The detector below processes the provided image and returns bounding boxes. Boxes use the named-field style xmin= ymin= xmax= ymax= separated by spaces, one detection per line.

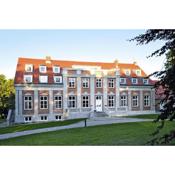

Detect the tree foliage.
xmin=0 ymin=74 xmax=15 ymax=119
xmin=130 ymin=29 xmax=175 ymax=145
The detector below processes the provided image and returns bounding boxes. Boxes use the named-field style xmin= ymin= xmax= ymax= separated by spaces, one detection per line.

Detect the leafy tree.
xmin=0 ymin=74 xmax=15 ymax=119
xmin=130 ymin=29 xmax=175 ymax=145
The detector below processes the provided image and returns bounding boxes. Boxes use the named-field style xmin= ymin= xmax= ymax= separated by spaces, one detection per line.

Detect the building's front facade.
xmin=14 ymin=57 xmax=156 ymax=123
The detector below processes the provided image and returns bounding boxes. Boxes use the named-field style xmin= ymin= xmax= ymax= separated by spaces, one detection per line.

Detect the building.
xmin=14 ymin=57 xmax=156 ymax=123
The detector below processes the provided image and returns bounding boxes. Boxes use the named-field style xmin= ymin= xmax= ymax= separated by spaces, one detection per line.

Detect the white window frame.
xmin=82 ymin=95 xmax=90 ymax=108
xmin=54 ymin=95 xmax=62 ymax=109
xmin=108 ymin=95 xmax=115 ymax=108
xmin=143 ymin=78 xmax=149 ymax=85
xmin=135 ymin=69 xmax=141 ymax=76
xmin=25 ymin=64 xmax=33 ymax=72
xmin=68 ymin=78 xmax=76 ymax=88
xmin=144 ymin=95 xmax=150 ymax=107
xmin=96 ymin=78 xmax=102 ymax=88
xmin=39 ymin=75 xmax=48 ymax=83
xmin=125 ymin=69 xmax=131 ymax=76
xmin=39 ymin=65 xmax=47 ymax=73
xmin=132 ymin=95 xmax=138 ymax=107
xmin=68 ymin=95 xmax=77 ymax=108
xmin=53 ymin=66 xmax=60 ymax=73
xmin=40 ymin=96 xmax=48 ymax=109
xmin=24 ymin=75 xmax=33 ymax=83
xmin=55 ymin=115 xmax=62 ymax=120
xmin=108 ymin=78 xmax=114 ymax=88
xmin=132 ymin=78 xmax=138 ymax=84
xmin=120 ymin=78 xmax=126 ymax=84
xmin=24 ymin=116 xmax=32 ymax=122
xmin=82 ymin=78 xmax=89 ymax=88
xmin=24 ymin=96 xmax=33 ymax=110
xmin=120 ymin=95 xmax=127 ymax=106
xmin=40 ymin=116 xmax=48 ymax=121
xmin=54 ymin=76 xmax=62 ymax=83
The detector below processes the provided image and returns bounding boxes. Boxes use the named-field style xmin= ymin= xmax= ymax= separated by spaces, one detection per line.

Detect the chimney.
xmin=114 ymin=59 xmax=119 ymax=68
xmin=133 ymin=61 xmax=137 ymax=65
xmin=45 ymin=56 xmax=52 ymax=64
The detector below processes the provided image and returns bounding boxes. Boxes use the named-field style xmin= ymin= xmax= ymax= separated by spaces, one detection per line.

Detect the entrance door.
xmin=96 ymin=96 xmax=102 ymax=112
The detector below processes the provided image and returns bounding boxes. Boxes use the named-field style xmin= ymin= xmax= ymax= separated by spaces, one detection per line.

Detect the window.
xmin=144 ymin=95 xmax=150 ymax=107
xmin=24 ymin=75 xmax=33 ymax=83
xmin=25 ymin=64 xmax=33 ymax=72
xmin=82 ymin=96 xmax=90 ymax=108
xmin=143 ymin=79 xmax=149 ymax=85
xmin=24 ymin=96 xmax=33 ymax=110
xmin=108 ymin=95 xmax=115 ymax=107
xmin=53 ymin=66 xmax=60 ymax=73
xmin=54 ymin=76 xmax=62 ymax=83
xmin=132 ymin=95 xmax=138 ymax=107
xmin=40 ymin=96 xmax=48 ymax=109
xmin=96 ymin=78 xmax=102 ymax=88
xmin=125 ymin=69 xmax=130 ymax=76
xmin=132 ymin=78 xmax=138 ymax=84
xmin=120 ymin=95 xmax=127 ymax=106
xmin=39 ymin=65 xmax=47 ymax=73
xmin=24 ymin=116 xmax=32 ymax=122
xmin=82 ymin=78 xmax=89 ymax=88
xmin=108 ymin=78 xmax=114 ymax=88
xmin=40 ymin=116 xmax=48 ymax=121
xmin=135 ymin=69 xmax=141 ymax=76
xmin=68 ymin=78 xmax=76 ymax=88
xmin=120 ymin=78 xmax=126 ymax=84
xmin=68 ymin=96 xmax=76 ymax=108
xmin=39 ymin=76 xmax=48 ymax=83
xmin=54 ymin=96 xmax=62 ymax=109
xmin=55 ymin=115 xmax=62 ymax=120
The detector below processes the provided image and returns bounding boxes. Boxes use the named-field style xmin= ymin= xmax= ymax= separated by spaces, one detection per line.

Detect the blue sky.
xmin=0 ymin=29 xmax=165 ymax=78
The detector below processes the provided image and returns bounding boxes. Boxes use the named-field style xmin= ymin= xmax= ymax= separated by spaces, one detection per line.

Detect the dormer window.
xmin=54 ymin=76 xmax=62 ymax=83
xmin=39 ymin=65 xmax=47 ymax=73
xmin=24 ymin=75 xmax=33 ymax=83
xmin=125 ymin=69 xmax=130 ymax=76
xmin=25 ymin=64 xmax=33 ymax=72
xmin=135 ymin=69 xmax=141 ymax=76
xmin=53 ymin=66 xmax=60 ymax=73
xmin=120 ymin=78 xmax=126 ymax=84
xmin=143 ymin=78 xmax=149 ymax=85
xmin=132 ymin=78 xmax=138 ymax=84
xmin=39 ymin=75 xmax=48 ymax=83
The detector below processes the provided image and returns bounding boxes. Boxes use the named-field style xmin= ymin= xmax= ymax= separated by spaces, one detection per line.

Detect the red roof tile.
xmin=14 ymin=57 xmax=149 ymax=84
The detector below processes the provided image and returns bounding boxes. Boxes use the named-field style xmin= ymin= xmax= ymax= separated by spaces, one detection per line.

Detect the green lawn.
xmin=0 ymin=121 xmax=174 ymax=145
xmin=124 ymin=114 xmax=159 ymax=119
xmin=0 ymin=118 xmax=84 ymax=135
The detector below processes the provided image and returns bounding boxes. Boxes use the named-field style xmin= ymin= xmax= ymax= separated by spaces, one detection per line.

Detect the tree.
xmin=130 ymin=29 xmax=175 ymax=144
xmin=0 ymin=74 xmax=15 ymax=119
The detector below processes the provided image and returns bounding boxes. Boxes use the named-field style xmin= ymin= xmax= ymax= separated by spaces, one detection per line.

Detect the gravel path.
xmin=0 ymin=117 xmax=152 ymax=140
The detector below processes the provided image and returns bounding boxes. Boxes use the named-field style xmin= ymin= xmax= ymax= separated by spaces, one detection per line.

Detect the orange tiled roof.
xmin=14 ymin=57 xmax=149 ymax=84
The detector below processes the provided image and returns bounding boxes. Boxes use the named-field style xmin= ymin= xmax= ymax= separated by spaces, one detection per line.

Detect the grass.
xmin=124 ymin=114 xmax=159 ymax=119
xmin=0 ymin=119 xmax=5 ymax=123
xmin=0 ymin=121 xmax=175 ymax=145
xmin=0 ymin=118 xmax=84 ymax=135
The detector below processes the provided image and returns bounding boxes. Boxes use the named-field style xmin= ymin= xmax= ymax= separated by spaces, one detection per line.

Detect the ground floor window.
xmin=82 ymin=95 xmax=90 ymax=108
xmin=54 ymin=95 xmax=62 ymax=109
xmin=40 ymin=96 xmax=48 ymax=109
xmin=144 ymin=95 xmax=150 ymax=106
xmin=55 ymin=115 xmax=62 ymax=120
xmin=24 ymin=116 xmax=32 ymax=122
xmin=40 ymin=116 xmax=48 ymax=121
xmin=24 ymin=96 xmax=33 ymax=110
xmin=68 ymin=96 xmax=76 ymax=108
xmin=132 ymin=95 xmax=138 ymax=107
xmin=108 ymin=95 xmax=115 ymax=107
xmin=120 ymin=95 xmax=127 ymax=106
